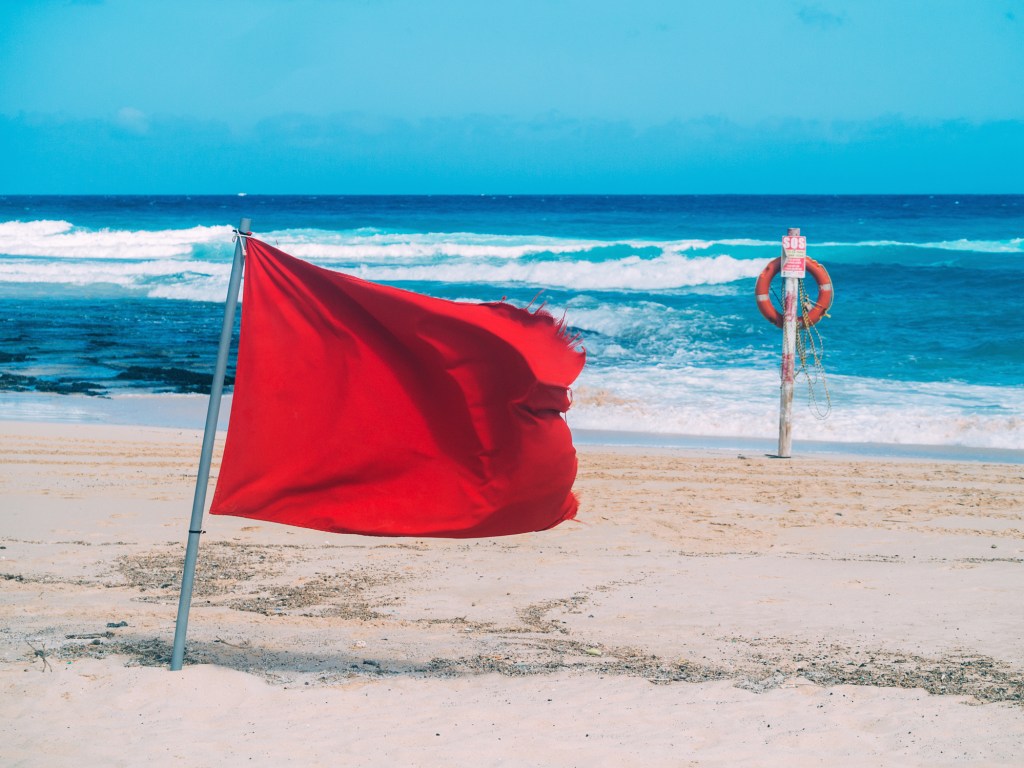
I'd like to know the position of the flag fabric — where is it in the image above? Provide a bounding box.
[209,238,586,538]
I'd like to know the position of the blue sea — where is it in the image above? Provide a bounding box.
[1,195,1021,458]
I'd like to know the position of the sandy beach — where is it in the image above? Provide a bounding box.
[2,419,1022,766]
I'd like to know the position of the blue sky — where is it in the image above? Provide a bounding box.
[1,0,1022,193]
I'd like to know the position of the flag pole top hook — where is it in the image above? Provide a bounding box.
[233,218,253,253]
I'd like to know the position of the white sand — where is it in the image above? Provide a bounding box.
[2,421,1022,766]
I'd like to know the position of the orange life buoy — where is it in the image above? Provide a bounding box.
[754,257,833,328]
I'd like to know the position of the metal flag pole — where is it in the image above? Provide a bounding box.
[170,218,250,671]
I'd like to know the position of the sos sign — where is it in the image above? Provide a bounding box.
[782,235,806,251]
[781,234,807,278]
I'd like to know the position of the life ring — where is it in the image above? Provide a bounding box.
[755,257,833,328]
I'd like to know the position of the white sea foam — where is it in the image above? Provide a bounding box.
[351,252,764,291]
[275,234,781,262]
[0,220,233,259]
[219,232,1024,261]
[4,218,1020,266]
[0,228,763,297]
[570,367,1024,450]
[146,278,232,302]
[2,220,1019,304]
[0,257,228,288]
[566,299,742,336]
[817,238,1023,253]
[1,221,734,266]
[273,230,605,261]
[274,232,1024,259]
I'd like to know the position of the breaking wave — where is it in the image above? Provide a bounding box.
[0,220,231,259]
[571,367,1024,451]
[1,220,1020,272]
[351,253,764,292]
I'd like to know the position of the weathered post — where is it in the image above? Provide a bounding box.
[777,228,807,458]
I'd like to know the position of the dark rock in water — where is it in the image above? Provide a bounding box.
[114,365,234,394]
[0,371,108,397]
[40,379,108,396]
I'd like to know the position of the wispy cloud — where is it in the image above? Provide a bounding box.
[797,4,847,29]
[114,107,149,134]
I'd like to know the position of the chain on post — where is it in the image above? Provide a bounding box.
[771,278,832,419]
[796,278,831,419]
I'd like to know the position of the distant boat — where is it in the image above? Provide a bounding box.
[237,192,247,197]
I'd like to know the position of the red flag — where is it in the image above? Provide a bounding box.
[209,238,585,538]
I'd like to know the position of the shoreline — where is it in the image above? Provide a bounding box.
[2,390,1022,465]
[1,418,1022,765]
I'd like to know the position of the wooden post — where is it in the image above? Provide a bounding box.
[778,275,797,458]
[777,227,805,458]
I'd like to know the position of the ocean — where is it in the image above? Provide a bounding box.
[1,195,1021,458]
